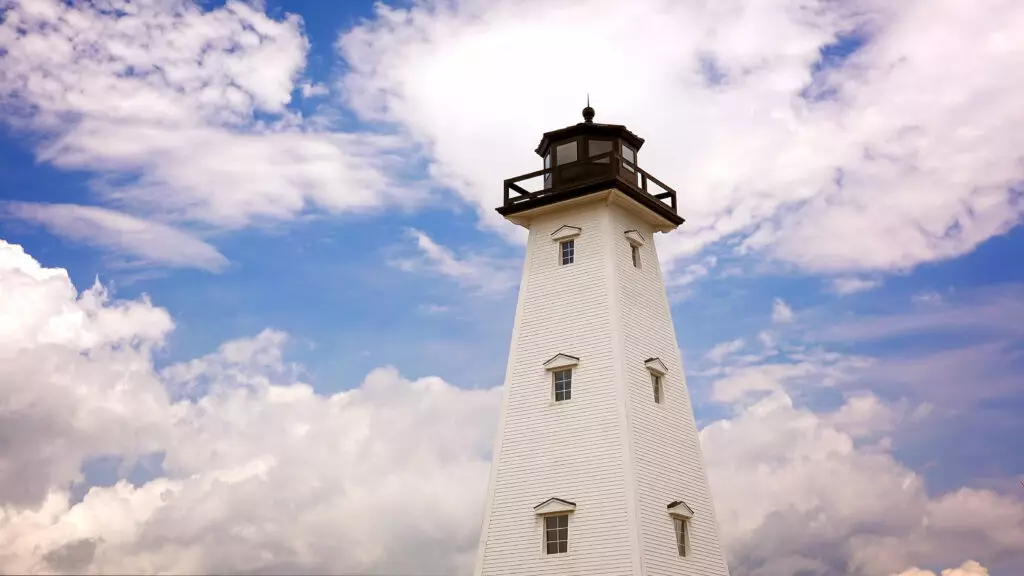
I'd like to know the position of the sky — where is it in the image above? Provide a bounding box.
[0,0,1022,574]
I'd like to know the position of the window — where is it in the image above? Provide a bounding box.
[588,139,612,163]
[652,373,662,403]
[674,517,689,556]
[545,514,569,554]
[552,369,572,402]
[543,153,552,189]
[556,141,578,165]
[560,239,575,265]
[621,143,636,172]
[631,244,641,269]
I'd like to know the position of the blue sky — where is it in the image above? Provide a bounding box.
[0,0,1022,575]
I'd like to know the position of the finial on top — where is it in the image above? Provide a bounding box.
[582,94,595,123]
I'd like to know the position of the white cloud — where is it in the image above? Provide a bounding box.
[893,560,989,576]
[703,385,1024,575]
[705,338,745,363]
[391,228,521,295]
[0,0,423,231]
[0,238,500,575]
[338,0,1024,274]
[4,202,228,271]
[832,276,882,295]
[772,297,794,323]
[300,81,329,98]
[2,238,1023,575]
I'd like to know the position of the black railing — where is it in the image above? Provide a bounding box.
[502,151,678,214]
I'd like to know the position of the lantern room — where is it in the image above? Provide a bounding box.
[497,106,683,229]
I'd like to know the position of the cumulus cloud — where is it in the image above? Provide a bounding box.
[3,202,229,271]
[338,0,1024,275]
[0,0,423,230]
[893,560,990,576]
[703,384,1024,575]
[3,238,1021,575]
[0,239,500,575]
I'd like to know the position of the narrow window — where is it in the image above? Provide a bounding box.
[621,143,636,172]
[556,141,578,165]
[560,239,575,265]
[674,517,688,556]
[552,369,572,402]
[543,153,552,189]
[652,373,662,404]
[545,514,569,554]
[631,244,641,269]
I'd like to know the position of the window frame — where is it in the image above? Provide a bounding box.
[631,244,641,269]
[552,368,572,403]
[652,372,662,403]
[543,513,570,555]
[559,239,575,266]
[673,516,689,557]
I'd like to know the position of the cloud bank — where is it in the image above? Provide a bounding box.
[1,238,1021,575]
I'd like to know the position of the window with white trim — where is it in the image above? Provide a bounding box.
[552,369,572,402]
[560,239,575,265]
[631,244,641,269]
[545,514,569,554]
[673,517,689,557]
[652,373,662,403]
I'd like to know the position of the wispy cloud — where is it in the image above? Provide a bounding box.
[772,298,795,324]
[0,0,423,233]
[3,202,228,272]
[391,229,520,296]
[831,276,882,295]
[815,285,1024,342]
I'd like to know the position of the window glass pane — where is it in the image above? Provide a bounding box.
[622,144,636,172]
[588,139,612,163]
[652,374,661,403]
[543,154,552,189]
[556,141,578,165]
[631,245,640,268]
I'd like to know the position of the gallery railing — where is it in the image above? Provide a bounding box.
[502,150,678,214]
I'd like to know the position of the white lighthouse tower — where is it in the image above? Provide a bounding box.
[474,106,730,576]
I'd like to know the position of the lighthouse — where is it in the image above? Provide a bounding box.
[473,106,730,576]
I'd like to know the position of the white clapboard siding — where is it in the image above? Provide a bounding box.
[475,191,729,576]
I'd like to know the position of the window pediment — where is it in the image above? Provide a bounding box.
[543,353,579,371]
[667,500,694,519]
[534,497,577,515]
[645,357,668,375]
[624,229,645,247]
[551,225,582,242]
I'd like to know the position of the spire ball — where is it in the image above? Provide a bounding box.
[582,105,595,123]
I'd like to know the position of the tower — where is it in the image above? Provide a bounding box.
[474,107,730,576]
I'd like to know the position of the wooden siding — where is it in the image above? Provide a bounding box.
[476,194,729,576]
